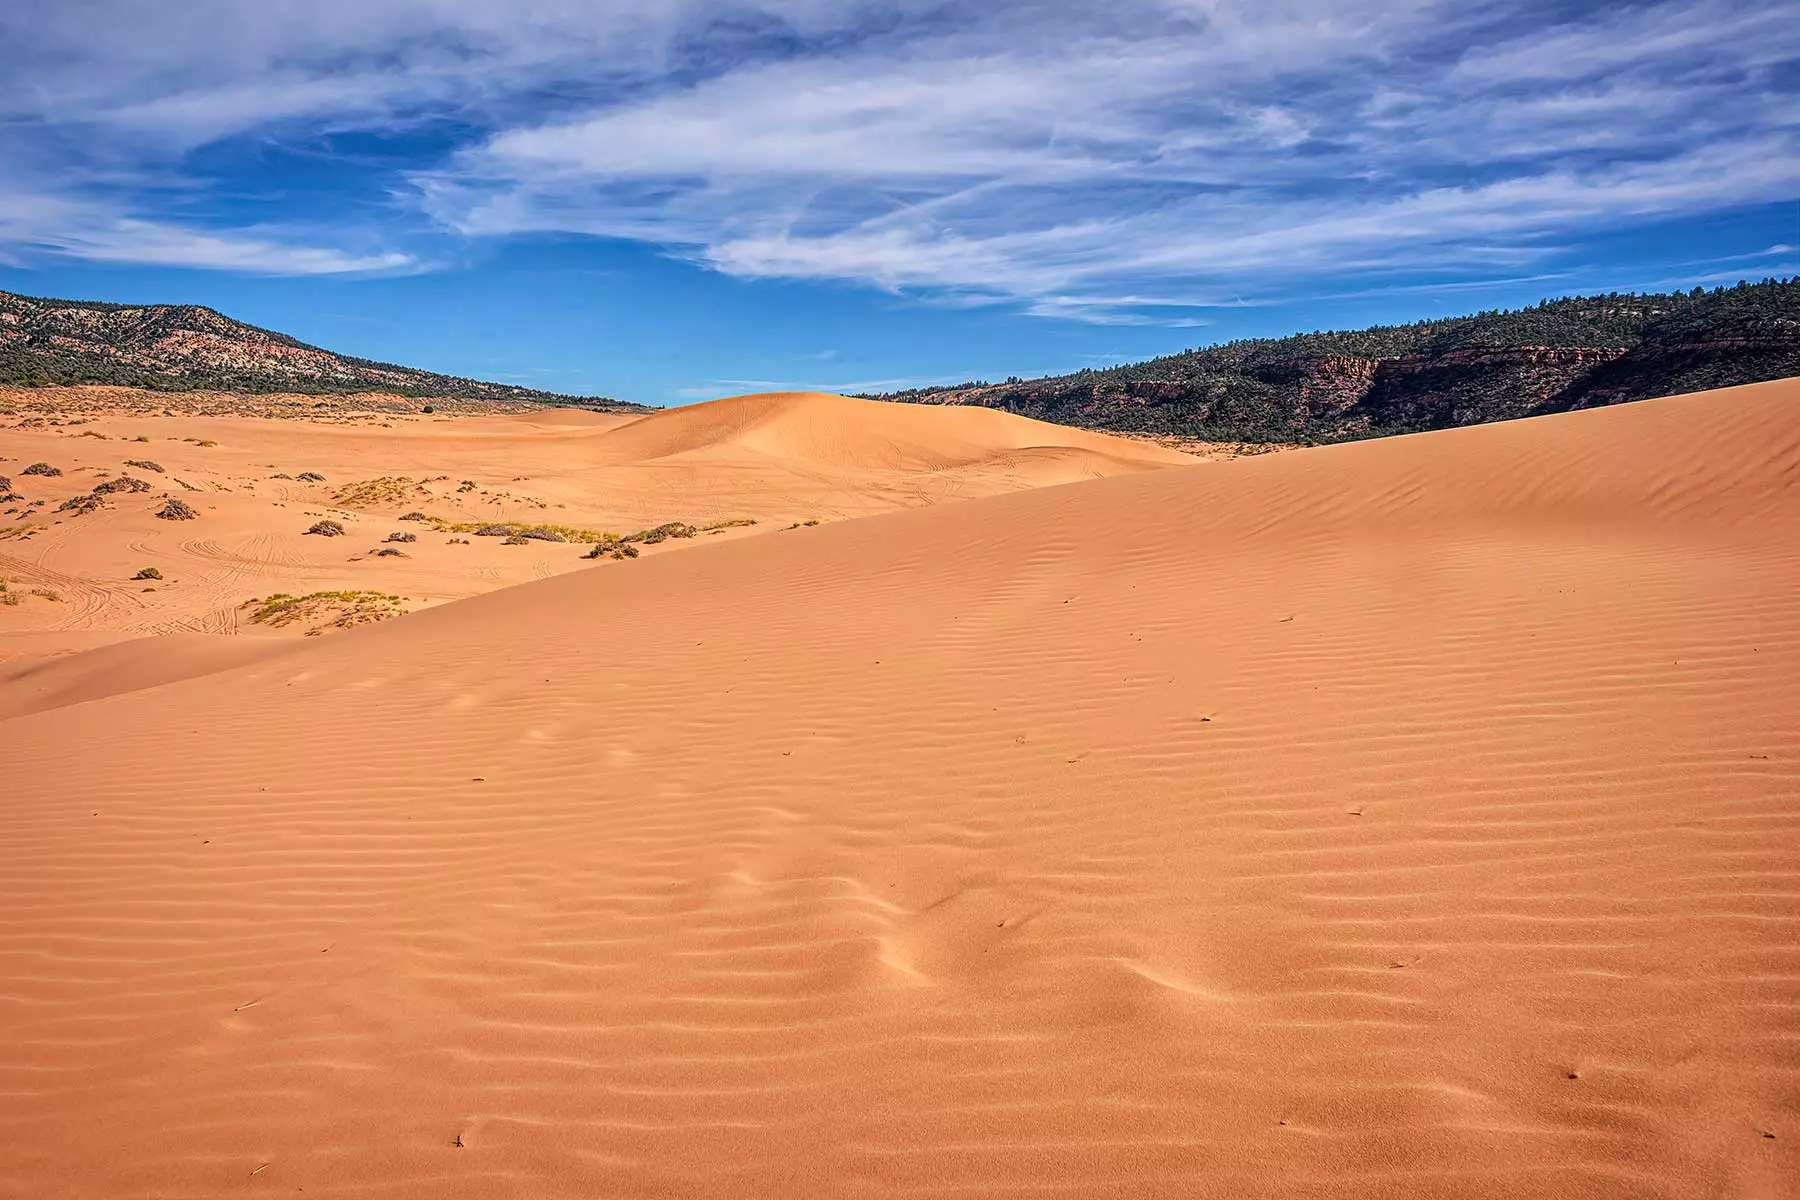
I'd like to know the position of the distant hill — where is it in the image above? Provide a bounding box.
[872,279,1800,442]
[0,290,645,410]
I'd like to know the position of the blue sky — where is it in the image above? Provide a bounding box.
[1,0,1794,405]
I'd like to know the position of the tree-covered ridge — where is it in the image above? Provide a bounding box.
[872,280,1799,443]
[0,290,645,409]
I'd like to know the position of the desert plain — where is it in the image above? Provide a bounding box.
[1,379,1796,1197]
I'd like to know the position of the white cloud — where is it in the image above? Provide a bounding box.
[46,221,416,274]
[416,0,1800,315]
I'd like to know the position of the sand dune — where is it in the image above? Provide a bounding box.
[0,393,1189,654]
[1,380,1796,1197]
[584,391,1195,471]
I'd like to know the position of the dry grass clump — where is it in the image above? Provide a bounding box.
[398,511,429,522]
[156,497,198,520]
[30,588,61,602]
[243,590,407,634]
[296,471,327,483]
[333,476,430,507]
[22,462,61,477]
[787,518,821,529]
[132,567,162,580]
[373,547,410,558]
[383,531,418,543]
[123,459,165,472]
[304,519,346,536]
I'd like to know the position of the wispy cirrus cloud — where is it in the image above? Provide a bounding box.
[0,187,416,275]
[0,0,1794,309]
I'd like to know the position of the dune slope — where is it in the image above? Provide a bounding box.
[1,380,1796,1198]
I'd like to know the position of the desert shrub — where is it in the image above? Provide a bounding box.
[384,531,418,543]
[22,462,60,477]
[475,524,516,537]
[133,435,151,443]
[585,543,640,560]
[133,567,162,580]
[0,590,19,606]
[422,405,435,414]
[123,459,165,472]
[787,518,821,529]
[297,471,326,483]
[457,480,477,492]
[447,537,470,544]
[93,475,151,496]
[519,527,567,542]
[373,547,410,557]
[78,430,107,439]
[156,498,197,520]
[398,511,429,522]
[57,493,104,515]
[30,588,61,601]
[501,534,530,545]
[304,519,345,536]
[635,521,698,545]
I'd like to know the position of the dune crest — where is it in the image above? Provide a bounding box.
[1,380,1796,1197]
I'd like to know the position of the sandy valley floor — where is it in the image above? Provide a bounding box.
[1,381,1796,1198]
[0,390,1190,659]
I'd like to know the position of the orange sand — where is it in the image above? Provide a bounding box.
[1,380,1796,1198]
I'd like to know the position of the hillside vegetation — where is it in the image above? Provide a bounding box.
[873,280,1799,442]
[0,290,645,410]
